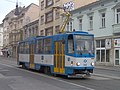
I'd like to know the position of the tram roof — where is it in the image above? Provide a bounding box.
[38,31,92,39]
[18,31,94,44]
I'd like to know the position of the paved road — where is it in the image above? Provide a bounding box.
[0,56,120,90]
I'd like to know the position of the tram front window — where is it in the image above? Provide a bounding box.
[75,35,94,55]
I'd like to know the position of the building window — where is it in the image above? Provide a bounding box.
[67,21,72,31]
[101,50,105,62]
[79,18,82,30]
[55,9,60,19]
[106,50,110,62]
[41,1,44,10]
[45,10,53,23]
[101,39,105,47]
[41,15,44,25]
[101,13,106,28]
[96,39,110,62]
[55,25,60,34]
[29,28,31,37]
[46,0,53,7]
[41,30,44,36]
[116,8,120,23]
[55,0,60,3]
[35,26,38,36]
[96,50,100,62]
[45,27,53,36]
[20,19,23,26]
[32,27,35,36]
[88,15,93,30]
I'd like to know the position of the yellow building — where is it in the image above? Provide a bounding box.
[39,0,97,36]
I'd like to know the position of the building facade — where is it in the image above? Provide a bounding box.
[0,23,3,55]
[2,10,15,57]
[71,0,120,66]
[39,0,97,36]
[23,19,39,40]
[2,3,39,57]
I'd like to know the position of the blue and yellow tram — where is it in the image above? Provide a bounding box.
[17,31,95,77]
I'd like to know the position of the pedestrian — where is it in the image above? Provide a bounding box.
[7,51,9,58]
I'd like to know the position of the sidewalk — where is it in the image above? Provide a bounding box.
[95,65,120,72]
[0,56,17,67]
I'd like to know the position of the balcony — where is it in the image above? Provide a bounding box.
[113,23,120,34]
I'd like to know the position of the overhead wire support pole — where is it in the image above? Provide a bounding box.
[52,6,71,33]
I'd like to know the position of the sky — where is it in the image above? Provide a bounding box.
[0,0,39,24]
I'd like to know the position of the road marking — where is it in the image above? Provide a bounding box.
[0,63,95,90]
[90,76,110,80]
[0,68,9,72]
[56,79,95,90]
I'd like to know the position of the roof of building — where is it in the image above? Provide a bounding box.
[3,3,38,22]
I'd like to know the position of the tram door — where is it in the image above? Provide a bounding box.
[30,43,35,69]
[54,41,65,74]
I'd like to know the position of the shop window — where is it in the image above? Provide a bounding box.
[106,50,110,62]
[96,40,100,48]
[96,50,100,62]
[96,39,110,63]
[101,50,105,62]
[101,39,105,47]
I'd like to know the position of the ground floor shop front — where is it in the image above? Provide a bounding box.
[96,37,120,66]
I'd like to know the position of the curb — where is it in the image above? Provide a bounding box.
[95,66,120,72]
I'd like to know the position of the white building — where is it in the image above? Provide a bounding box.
[0,23,3,55]
[70,0,120,66]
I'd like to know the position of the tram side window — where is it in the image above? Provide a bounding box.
[24,42,29,54]
[68,35,74,54]
[19,43,24,54]
[36,40,43,54]
[44,38,52,54]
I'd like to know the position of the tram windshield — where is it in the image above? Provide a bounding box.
[75,35,94,55]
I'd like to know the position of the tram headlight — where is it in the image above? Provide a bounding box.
[76,62,80,66]
[91,62,94,66]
